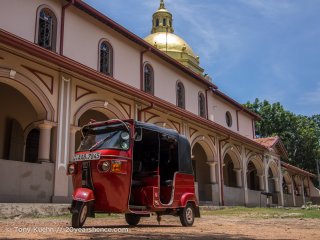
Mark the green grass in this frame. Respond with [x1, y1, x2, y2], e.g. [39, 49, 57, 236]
[201, 207, 320, 219]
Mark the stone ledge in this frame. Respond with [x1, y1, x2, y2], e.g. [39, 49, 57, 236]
[0, 203, 70, 219]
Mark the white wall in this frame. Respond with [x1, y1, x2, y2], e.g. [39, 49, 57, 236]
[0, 160, 54, 203]
[238, 111, 254, 139]
[0, 0, 62, 52]
[144, 53, 206, 116]
[208, 94, 238, 132]
[63, 7, 141, 89]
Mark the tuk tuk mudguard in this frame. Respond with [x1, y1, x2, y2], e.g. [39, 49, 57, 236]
[71, 188, 95, 218]
[180, 193, 200, 218]
[72, 188, 95, 202]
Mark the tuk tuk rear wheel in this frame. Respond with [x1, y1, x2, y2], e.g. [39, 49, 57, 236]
[179, 203, 195, 227]
[72, 202, 88, 228]
[125, 213, 141, 226]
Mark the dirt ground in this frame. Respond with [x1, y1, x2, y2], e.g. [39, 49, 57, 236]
[0, 213, 319, 240]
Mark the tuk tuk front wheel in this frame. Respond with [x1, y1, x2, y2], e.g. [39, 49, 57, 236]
[179, 203, 195, 227]
[125, 213, 141, 226]
[72, 202, 88, 228]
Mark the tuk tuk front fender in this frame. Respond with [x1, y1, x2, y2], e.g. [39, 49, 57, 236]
[73, 188, 95, 202]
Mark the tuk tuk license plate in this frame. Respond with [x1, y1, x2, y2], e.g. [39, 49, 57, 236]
[74, 152, 101, 161]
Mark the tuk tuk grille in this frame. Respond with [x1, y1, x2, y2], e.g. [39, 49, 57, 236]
[82, 161, 94, 190]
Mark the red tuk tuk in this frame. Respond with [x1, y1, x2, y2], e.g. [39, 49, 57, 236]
[67, 119, 200, 227]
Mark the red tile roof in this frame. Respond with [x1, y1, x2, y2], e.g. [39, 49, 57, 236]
[254, 136, 289, 159]
[281, 161, 316, 178]
[253, 137, 279, 148]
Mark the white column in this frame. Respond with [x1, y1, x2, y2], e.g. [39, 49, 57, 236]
[297, 185, 303, 195]
[216, 137, 223, 206]
[287, 184, 292, 194]
[278, 161, 284, 206]
[38, 121, 54, 162]
[291, 182, 296, 206]
[258, 175, 265, 191]
[53, 74, 71, 203]
[263, 155, 269, 191]
[273, 178, 280, 192]
[69, 125, 81, 161]
[234, 168, 242, 187]
[241, 146, 248, 206]
[206, 161, 218, 184]
[301, 184, 306, 205]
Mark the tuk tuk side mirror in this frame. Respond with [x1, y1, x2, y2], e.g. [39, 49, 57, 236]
[134, 127, 142, 141]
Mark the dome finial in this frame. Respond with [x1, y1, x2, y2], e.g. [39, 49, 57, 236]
[159, 0, 165, 9]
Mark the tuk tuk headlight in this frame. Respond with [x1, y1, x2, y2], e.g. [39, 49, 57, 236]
[101, 161, 111, 172]
[67, 164, 76, 175]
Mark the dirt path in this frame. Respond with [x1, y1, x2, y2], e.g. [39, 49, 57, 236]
[0, 214, 319, 239]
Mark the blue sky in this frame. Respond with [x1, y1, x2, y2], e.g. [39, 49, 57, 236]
[84, 0, 320, 116]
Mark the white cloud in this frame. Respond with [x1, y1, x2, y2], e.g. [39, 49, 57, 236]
[239, 0, 296, 18]
[299, 83, 320, 105]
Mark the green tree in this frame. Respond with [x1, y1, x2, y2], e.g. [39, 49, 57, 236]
[244, 99, 320, 174]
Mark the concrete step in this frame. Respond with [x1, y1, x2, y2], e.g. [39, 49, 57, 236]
[0, 203, 70, 219]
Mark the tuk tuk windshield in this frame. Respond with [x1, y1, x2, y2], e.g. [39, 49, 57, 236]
[77, 124, 130, 152]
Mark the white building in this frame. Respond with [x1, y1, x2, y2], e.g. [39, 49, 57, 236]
[0, 0, 319, 206]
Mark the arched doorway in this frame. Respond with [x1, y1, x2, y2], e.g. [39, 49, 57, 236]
[192, 142, 212, 202]
[223, 150, 241, 188]
[0, 80, 54, 203]
[246, 156, 264, 191]
[0, 83, 38, 161]
[25, 128, 40, 163]
[223, 153, 237, 187]
[247, 161, 259, 190]
[222, 149, 244, 206]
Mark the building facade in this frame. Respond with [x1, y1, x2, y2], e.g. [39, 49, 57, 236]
[0, 0, 319, 206]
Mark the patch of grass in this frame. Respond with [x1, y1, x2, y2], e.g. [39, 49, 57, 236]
[201, 207, 320, 219]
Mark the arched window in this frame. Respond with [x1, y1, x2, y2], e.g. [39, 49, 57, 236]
[225, 111, 232, 127]
[176, 81, 185, 109]
[99, 41, 113, 76]
[198, 92, 206, 118]
[156, 18, 159, 27]
[25, 129, 40, 163]
[163, 18, 167, 26]
[37, 7, 57, 51]
[144, 63, 154, 94]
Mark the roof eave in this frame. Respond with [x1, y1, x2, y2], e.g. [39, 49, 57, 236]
[214, 90, 262, 120]
[281, 161, 315, 178]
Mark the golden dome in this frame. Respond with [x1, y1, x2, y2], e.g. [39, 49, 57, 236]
[145, 32, 196, 58]
[144, 0, 204, 75]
